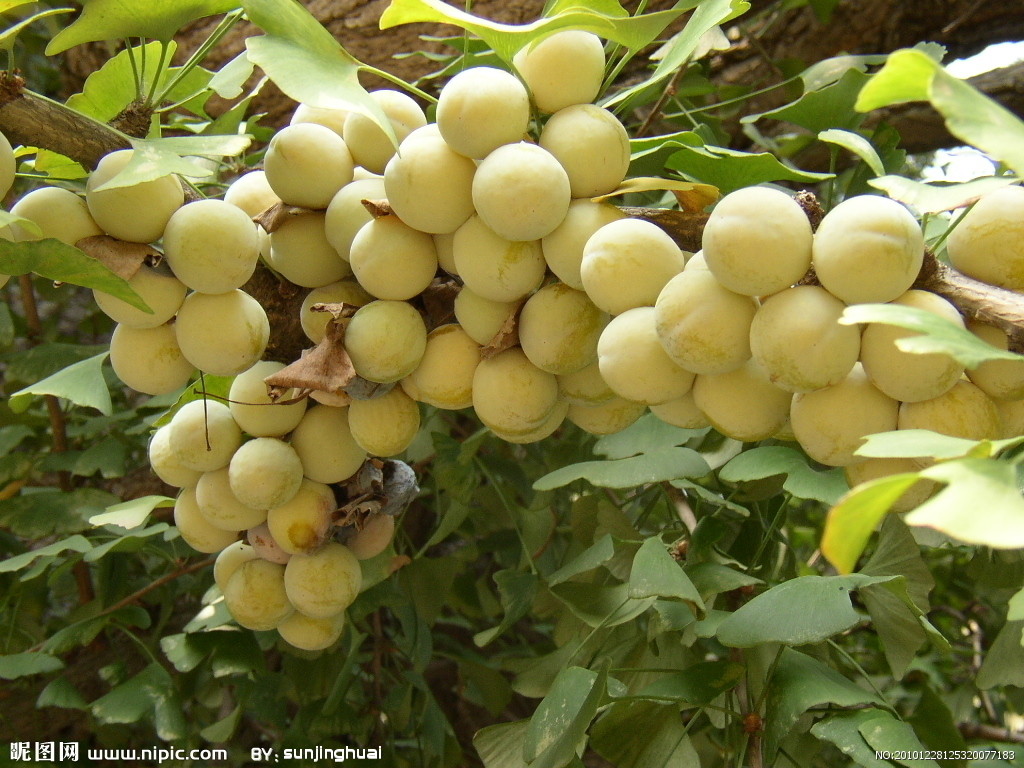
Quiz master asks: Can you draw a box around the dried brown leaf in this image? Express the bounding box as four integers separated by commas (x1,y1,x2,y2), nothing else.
480,301,522,360
75,235,160,281
420,277,460,328
264,318,357,397
253,201,320,233
360,198,393,218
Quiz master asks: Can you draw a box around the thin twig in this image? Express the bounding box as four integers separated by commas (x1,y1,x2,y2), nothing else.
636,65,688,139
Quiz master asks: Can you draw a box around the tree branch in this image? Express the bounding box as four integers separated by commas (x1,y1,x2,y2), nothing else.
0,73,131,170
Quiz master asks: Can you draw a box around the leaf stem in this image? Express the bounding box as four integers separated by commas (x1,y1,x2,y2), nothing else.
124,40,142,98
154,9,244,106
144,41,171,110
359,65,438,104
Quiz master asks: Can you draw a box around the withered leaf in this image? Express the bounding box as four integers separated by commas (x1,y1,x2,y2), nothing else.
420,276,460,328
264,317,357,397
360,198,393,218
253,201,321,233
480,301,522,360
75,235,160,281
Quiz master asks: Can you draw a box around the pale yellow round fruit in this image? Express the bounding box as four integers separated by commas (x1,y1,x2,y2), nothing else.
168,399,242,472
86,150,184,243
650,392,710,430
383,126,476,234
290,406,366,484
264,123,354,209
173,486,239,554
148,425,202,489
567,397,646,435
702,186,812,297
472,142,571,242
224,170,280,217
453,287,518,346
0,129,14,200
654,269,756,375
344,300,427,383
998,398,1024,437
10,186,102,244
345,514,396,560
542,199,626,290
790,364,899,466
343,90,427,174
472,347,560,437
247,522,291,564
897,379,1002,441
228,438,304,510
597,306,695,405
223,558,294,631
966,320,1024,401
749,285,861,392
195,467,267,531
813,195,924,303
434,232,458,276
213,541,259,591
269,212,351,288
94,265,186,329
266,478,337,555
453,215,546,302
228,360,308,438
324,177,387,261
284,542,362,619
436,67,530,159
946,185,1024,291
110,322,194,395
692,359,792,441
174,289,270,376
558,360,614,406
162,199,260,294
300,279,373,345
290,102,349,134
519,282,608,375
539,104,629,198
582,218,687,315
349,215,438,300
401,324,480,410
348,388,421,457
859,289,964,403
513,30,605,113
278,611,346,651
490,399,568,444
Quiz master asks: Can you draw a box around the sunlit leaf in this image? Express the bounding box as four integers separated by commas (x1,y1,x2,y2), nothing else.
821,473,922,574
90,495,175,529
604,0,748,109
381,0,683,64
869,174,1020,214
48,0,242,53
243,0,396,146
818,128,885,176
856,48,1024,177
0,7,74,52
840,302,1024,367
906,458,1024,548
591,176,719,209
8,352,112,415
